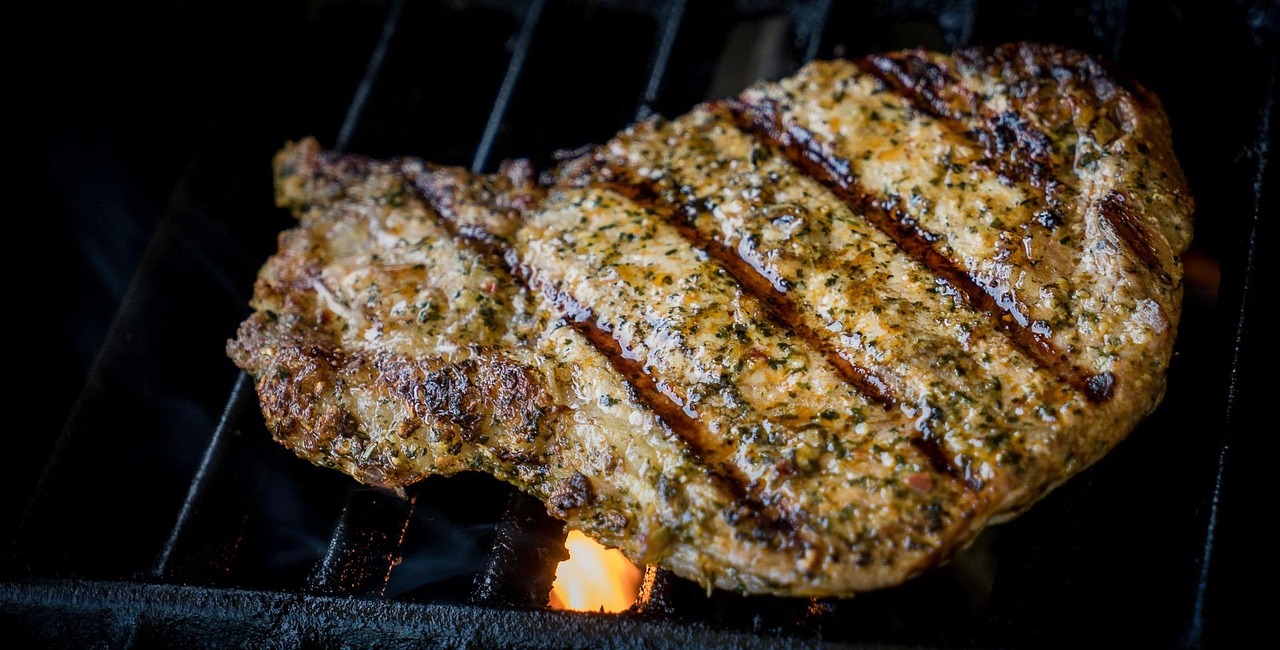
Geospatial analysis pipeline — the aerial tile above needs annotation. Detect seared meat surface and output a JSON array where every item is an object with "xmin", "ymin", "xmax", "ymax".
[{"xmin": 228, "ymin": 43, "xmax": 1192, "ymax": 596}]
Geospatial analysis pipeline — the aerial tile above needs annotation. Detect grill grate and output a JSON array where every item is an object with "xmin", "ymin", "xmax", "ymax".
[{"xmin": 9, "ymin": 0, "xmax": 1275, "ymax": 647}]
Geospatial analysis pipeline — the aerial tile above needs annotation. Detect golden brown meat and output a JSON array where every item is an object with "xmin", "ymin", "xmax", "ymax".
[{"xmin": 228, "ymin": 43, "xmax": 1193, "ymax": 597}]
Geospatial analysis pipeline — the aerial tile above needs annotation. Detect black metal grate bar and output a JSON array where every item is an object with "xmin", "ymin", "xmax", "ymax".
[
  {"xmin": 308, "ymin": 488, "xmax": 420, "ymax": 596},
  {"xmin": 14, "ymin": 102, "xmax": 265, "ymax": 578},
  {"xmin": 796, "ymin": 0, "xmax": 833, "ymax": 64},
  {"xmin": 631, "ymin": 565, "xmax": 676, "ymax": 616},
  {"xmin": 3, "ymin": 578, "xmax": 811, "ymax": 650},
  {"xmin": 1187, "ymin": 58, "xmax": 1275, "ymax": 647},
  {"xmin": 636, "ymin": 0, "xmax": 687, "ymax": 120},
  {"xmin": 17, "ymin": 136, "xmax": 219, "ymax": 553},
  {"xmin": 472, "ymin": 0, "xmax": 547, "ymax": 173},
  {"xmin": 1086, "ymin": 0, "xmax": 1130, "ymax": 61},
  {"xmin": 950, "ymin": 0, "xmax": 977, "ymax": 48},
  {"xmin": 152, "ymin": 372, "xmax": 252, "ymax": 577},
  {"xmin": 335, "ymin": 0, "xmax": 408, "ymax": 152},
  {"xmin": 468, "ymin": 493, "xmax": 567, "ymax": 608}
]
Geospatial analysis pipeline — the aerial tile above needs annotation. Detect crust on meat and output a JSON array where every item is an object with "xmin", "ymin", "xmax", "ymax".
[{"xmin": 229, "ymin": 43, "xmax": 1192, "ymax": 597}]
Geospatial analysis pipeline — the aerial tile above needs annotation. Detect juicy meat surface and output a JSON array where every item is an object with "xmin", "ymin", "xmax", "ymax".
[{"xmin": 228, "ymin": 43, "xmax": 1193, "ymax": 597}]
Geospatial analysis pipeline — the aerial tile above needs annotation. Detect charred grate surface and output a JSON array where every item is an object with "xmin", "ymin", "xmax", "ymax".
[
  {"xmin": 1, "ymin": 579, "xmax": 813, "ymax": 650},
  {"xmin": 11, "ymin": 0, "xmax": 1276, "ymax": 648}
]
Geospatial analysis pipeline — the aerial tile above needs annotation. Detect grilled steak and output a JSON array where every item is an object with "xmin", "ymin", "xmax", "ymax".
[{"xmin": 228, "ymin": 43, "xmax": 1193, "ymax": 597}]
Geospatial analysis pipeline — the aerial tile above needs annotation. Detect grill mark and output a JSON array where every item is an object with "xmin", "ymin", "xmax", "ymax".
[
  {"xmin": 910, "ymin": 438, "xmax": 967, "ymax": 488},
  {"xmin": 857, "ymin": 53, "xmax": 1057, "ymax": 194},
  {"xmin": 402, "ymin": 166, "xmax": 804, "ymax": 546},
  {"xmin": 862, "ymin": 47, "xmax": 1166, "ymax": 292},
  {"xmin": 1098, "ymin": 189, "xmax": 1171, "ymax": 282},
  {"xmin": 510, "ymin": 262, "xmax": 723, "ymax": 473},
  {"xmin": 592, "ymin": 178, "xmax": 899, "ymax": 410},
  {"xmin": 727, "ymin": 98, "xmax": 1113, "ymax": 403},
  {"xmin": 857, "ymin": 51, "xmax": 1082, "ymax": 265},
  {"xmin": 859, "ymin": 52, "xmax": 973, "ymax": 123},
  {"xmin": 846, "ymin": 52, "xmax": 1142, "ymax": 398},
  {"xmin": 953, "ymin": 43, "xmax": 1146, "ymax": 112},
  {"xmin": 585, "ymin": 173, "xmax": 985, "ymax": 492},
  {"xmin": 911, "ymin": 407, "xmax": 985, "ymax": 491},
  {"xmin": 500, "ymin": 240, "xmax": 806, "ymax": 548}
]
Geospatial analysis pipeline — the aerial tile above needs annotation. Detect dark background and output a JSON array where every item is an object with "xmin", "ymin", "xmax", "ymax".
[{"xmin": 10, "ymin": 0, "xmax": 1275, "ymax": 647}]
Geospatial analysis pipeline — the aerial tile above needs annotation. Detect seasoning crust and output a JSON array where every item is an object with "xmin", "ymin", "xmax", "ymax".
[{"xmin": 228, "ymin": 43, "xmax": 1193, "ymax": 596}]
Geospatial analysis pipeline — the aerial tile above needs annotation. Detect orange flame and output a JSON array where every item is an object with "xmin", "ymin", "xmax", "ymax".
[{"xmin": 547, "ymin": 530, "xmax": 642, "ymax": 613}]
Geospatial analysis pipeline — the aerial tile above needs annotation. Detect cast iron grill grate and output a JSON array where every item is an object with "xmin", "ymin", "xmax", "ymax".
[{"xmin": 6, "ymin": 0, "xmax": 1274, "ymax": 647}]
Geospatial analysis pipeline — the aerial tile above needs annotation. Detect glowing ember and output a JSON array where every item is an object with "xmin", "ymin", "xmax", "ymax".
[{"xmin": 547, "ymin": 530, "xmax": 642, "ymax": 613}]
